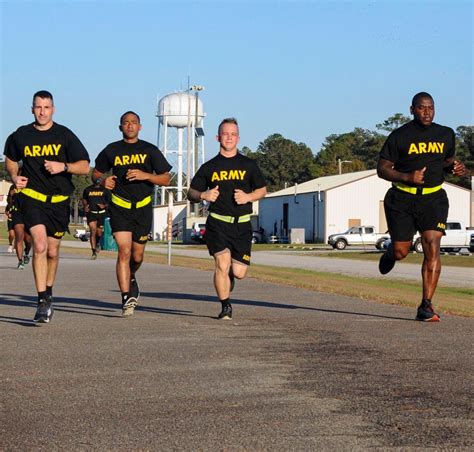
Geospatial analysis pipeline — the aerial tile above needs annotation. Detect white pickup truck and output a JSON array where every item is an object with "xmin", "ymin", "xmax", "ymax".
[
  {"xmin": 328, "ymin": 226, "xmax": 390, "ymax": 250},
  {"xmin": 413, "ymin": 221, "xmax": 474, "ymax": 253}
]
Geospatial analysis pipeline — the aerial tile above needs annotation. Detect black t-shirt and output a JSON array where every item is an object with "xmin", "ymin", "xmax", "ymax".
[
  {"xmin": 190, "ymin": 152, "xmax": 266, "ymax": 216},
  {"xmin": 379, "ymin": 121, "xmax": 455, "ymax": 187},
  {"xmin": 82, "ymin": 184, "xmax": 110, "ymax": 210},
  {"xmin": 3, "ymin": 123, "xmax": 90, "ymax": 196},
  {"xmin": 94, "ymin": 139, "xmax": 172, "ymax": 202}
]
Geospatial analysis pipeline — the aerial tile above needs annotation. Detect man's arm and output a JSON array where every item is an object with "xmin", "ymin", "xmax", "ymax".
[
  {"xmin": 125, "ymin": 169, "xmax": 171, "ymax": 187},
  {"xmin": 188, "ymin": 186, "xmax": 220, "ymax": 203},
  {"xmin": 443, "ymin": 158, "xmax": 467, "ymax": 176},
  {"xmin": 234, "ymin": 186, "xmax": 267, "ymax": 205},
  {"xmin": 92, "ymin": 168, "xmax": 117, "ymax": 191},
  {"xmin": 44, "ymin": 159, "xmax": 90, "ymax": 175},
  {"xmin": 377, "ymin": 158, "xmax": 426, "ymax": 186},
  {"xmin": 5, "ymin": 157, "xmax": 28, "ymax": 189}
]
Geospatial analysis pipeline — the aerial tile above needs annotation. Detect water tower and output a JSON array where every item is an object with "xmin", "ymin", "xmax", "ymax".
[{"xmin": 156, "ymin": 89, "xmax": 205, "ymax": 203}]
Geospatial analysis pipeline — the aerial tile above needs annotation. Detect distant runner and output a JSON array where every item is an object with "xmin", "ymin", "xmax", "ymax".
[{"xmin": 82, "ymin": 182, "xmax": 110, "ymax": 259}]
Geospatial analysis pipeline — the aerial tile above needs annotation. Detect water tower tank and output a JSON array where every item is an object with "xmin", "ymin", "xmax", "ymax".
[{"xmin": 158, "ymin": 92, "xmax": 204, "ymax": 128}]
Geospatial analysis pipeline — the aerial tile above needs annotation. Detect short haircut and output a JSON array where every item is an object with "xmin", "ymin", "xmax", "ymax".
[
  {"xmin": 411, "ymin": 92, "xmax": 434, "ymax": 107},
  {"xmin": 218, "ymin": 117, "xmax": 239, "ymax": 134},
  {"xmin": 120, "ymin": 111, "xmax": 140, "ymax": 124},
  {"xmin": 32, "ymin": 90, "xmax": 54, "ymax": 105}
]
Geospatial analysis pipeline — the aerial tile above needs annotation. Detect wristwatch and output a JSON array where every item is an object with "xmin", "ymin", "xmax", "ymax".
[{"xmin": 63, "ymin": 163, "xmax": 69, "ymax": 173}]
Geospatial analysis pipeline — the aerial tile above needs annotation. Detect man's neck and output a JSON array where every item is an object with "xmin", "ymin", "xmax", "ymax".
[
  {"xmin": 33, "ymin": 121, "xmax": 54, "ymax": 131},
  {"xmin": 219, "ymin": 148, "xmax": 238, "ymax": 158}
]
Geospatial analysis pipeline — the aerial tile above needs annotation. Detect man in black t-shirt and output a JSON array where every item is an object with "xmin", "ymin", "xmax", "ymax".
[
  {"xmin": 188, "ymin": 118, "xmax": 267, "ymax": 320},
  {"xmin": 92, "ymin": 111, "xmax": 171, "ymax": 316},
  {"xmin": 377, "ymin": 92, "xmax": 466, "ymax": 322},
  {"xmin": 4, "ymin": 90, "xmax": 90, "ymax": 324},
  {"xmin": 6, "ymin": 183, "xmax": 32, "ymax": 269},
  {"xmin": 81, "ymin": 183, "xmax": 110, "ymax": 259}
]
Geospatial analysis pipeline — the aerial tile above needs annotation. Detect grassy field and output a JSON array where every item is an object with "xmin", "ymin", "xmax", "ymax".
[{"xmin": 2, "ymin": 221, "xmax": 472, "ymax": 317}]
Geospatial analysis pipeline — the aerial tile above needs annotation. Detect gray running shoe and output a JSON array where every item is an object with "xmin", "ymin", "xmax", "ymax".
[
  {"xmin": 17, "ymin": 260, "xmax": 25, "ymax": 270},
  {"xmin": 23, "ymin": 255, "xmax": 30, "ymax": 265},
  {"xmin": 122, "ymin": 296, "xmax": 138, "ymax": 317},
  {"xmin": 34, "ymin": 297, "xmax": 54, "ymax": 323}
]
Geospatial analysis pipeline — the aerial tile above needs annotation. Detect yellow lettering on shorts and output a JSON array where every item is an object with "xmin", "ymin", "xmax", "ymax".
[
  {"xmin": 242, "ymin": 254, "xmax": 250, "ymax": 262},
  {"xmin": 437, "ymin": 222, "xmax": 446, "ymax": 229},
  {"xmin": 139, "ymin": 235, "xmax": 148, "ymax": 241},
  {"xmin": 54, "ymin": 231, "xmax": 65, "ymax": 238}
]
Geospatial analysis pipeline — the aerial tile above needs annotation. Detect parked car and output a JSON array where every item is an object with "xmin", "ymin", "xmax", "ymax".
[
  {"xmin": 413, "ymin": 221, "xmax": 474, "ymax": 253},
  {"xmin": 190, "ymin": 223, "xmax": 206, "ymax": 243},
  {"xmin": 328, "ymin": 226, "xmax": 390, "ymax": 250},
  {"xmin": 73, "ymin": 228, "xmax": 90, "ymax": 242},
  {"xmin": 251, "ymin": 229, "xmax": 266, "ymax": 244}
]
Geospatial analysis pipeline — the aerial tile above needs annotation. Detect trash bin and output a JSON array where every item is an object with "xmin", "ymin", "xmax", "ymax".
[{"xmin": 100, "ymin": 217, "xmax": 118, "ymax": 251}]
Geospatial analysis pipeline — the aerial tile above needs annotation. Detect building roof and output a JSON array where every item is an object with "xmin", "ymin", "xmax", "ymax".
[{"xmin": 266, "ymin": 169, "xmax": 377, "ymax": 198}]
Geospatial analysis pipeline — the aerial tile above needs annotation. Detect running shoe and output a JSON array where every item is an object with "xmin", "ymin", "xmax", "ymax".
[
  {"xmin": 218, "ymin": 303, "xmax": 232, "ymax": 320},
  {"xmin": 129, "ymin": 276, "xmax": 140, "ymax": 301},
  {"xmin": 17, "ymin": 260, "xmax": 25, "ymax": 270},
  {"xmin": 122, "ymin": 296, "xmax": 138, "ymax": 317},
  {"xmin": 91, "ymin": 251, "xmax": 97, "ymax": 260},
  {"xmin": 416, "ymin": 300, "xmax": 440, "ymax": 322},
  {"xmin": 379, "ymin": 250, "xmax": 396, "ymax": 275},
  {"xmin": 23, "ymin": 255, "xmax": 30, "ymax": 265},
  {"xmin": 7, "ymin": 245, "xmax": 14, "ymax": 253},
  {"xmin": 229, "ymin": 272, "xmax": 235, "ymax": 292},
  {"xmin": 34, "ymin": 297, "xmax": 54, "ymax": 323}
]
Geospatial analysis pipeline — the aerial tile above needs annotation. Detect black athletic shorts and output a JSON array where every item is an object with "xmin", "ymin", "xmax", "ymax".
[
  {"xmin": 108, "ymin": 203, "xmax": 151, "ymax": 244},
  {"xmin": 384, "ymin": 187, "xmax": 449, "ymax": 242},
  {"xmin": 11, "ymin": 208, "xmax": 25, "ymax": 228},
  {"xmin": 17, "ymin": 193, "xmax": 70, "ymax": 239},
  {"xmin": 205, "ymin": 215, "xmax": 252, "ymax": 265},
  {"xmin": 86, "ymin": 210, "xmax": 106, "ymax": 228},
  {"xmin": 7, "ymin": 219, "xmax": 13, "ymax": 231}
]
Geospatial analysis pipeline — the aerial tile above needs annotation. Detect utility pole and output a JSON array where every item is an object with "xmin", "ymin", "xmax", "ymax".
[{"xmin": 338, "ymin": 158, "xmax": 352, "ymax": 175}]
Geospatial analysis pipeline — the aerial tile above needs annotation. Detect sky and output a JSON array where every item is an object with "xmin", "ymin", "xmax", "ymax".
[{"xmin": 1, "ymin": 0, "xmax": 472, "ymax": 165}]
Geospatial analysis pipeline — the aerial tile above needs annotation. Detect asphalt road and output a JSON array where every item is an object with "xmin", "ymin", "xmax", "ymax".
[{"xmin": 1, "ymin": 247, "xmax": 472, "ymax": 450}]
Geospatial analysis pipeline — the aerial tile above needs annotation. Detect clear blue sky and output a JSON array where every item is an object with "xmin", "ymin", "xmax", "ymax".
[{"xmin": 1, "ymin": 0, "xmax": 472, "ymax": 163}]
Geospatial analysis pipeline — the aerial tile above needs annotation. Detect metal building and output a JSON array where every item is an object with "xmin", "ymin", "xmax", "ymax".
[{"xmin": 258, "ymin": 170, "xmax": 472, "ymax": 243}]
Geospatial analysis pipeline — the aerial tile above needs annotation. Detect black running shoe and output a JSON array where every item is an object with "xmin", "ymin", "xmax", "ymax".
[
  {"xmin": 218, "ymin": 303, "xmax": 232, "ymax": 320},
  {"xmin": 122, "ymin": 296, "xmax": 138, "ymax": 317},
  {"xmin": 130, "ymin": 276, "xmax": 140, "ymax": 300},
  {"xmin": 23, "ymin": 255, "xmax": 30, "ymax": 265},
  {"xmin": 379, "ymin": 251, "xmax": 396, "ymax": 275},
  {"xmin": 91, "ymin": 251, "xmax": 97, "ymax": 260},
  {"xmin": 416, "ymin": 301, "xmax": 440, "ymax": 322},
  {"xmin": 34, "ymin": 297, "xmax": 54, "ymax": 323},
  {"xmin": 229, "ymin": 272, "xmax": 235, "ymax": 292}
]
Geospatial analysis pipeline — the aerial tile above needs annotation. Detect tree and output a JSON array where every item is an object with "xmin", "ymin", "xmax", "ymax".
[
  {"xmin": 445, "ymin": 125, "xmax": 473, "ymax": 189},
  {"xmin": 316, "ymin": 128, "xmax": 385, "ymax": 174},
  {"xmin": 246, "ymin": 134, "xmax": 318, "ymax": 192},
  {"xmin": 71, "ymin": 171, "xmax": 93, "ymax": 224},
  {"xmin": 376, "ymin": 113, "xmax": 411, "ymax": 132}
]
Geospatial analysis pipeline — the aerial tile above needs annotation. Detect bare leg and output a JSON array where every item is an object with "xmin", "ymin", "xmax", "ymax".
[
  {"xmin": 88, "ymin": 221, "xmax": 98, "ymax": 251},
  {"xmin": 214, "ymin": 251, "xmax": 232, "ymax": 300},
  {"xmin": 29, "ymin": 225, "xmax": 49, "ymax": 292},
  {"xmin": 46, "ymin": 237, "xmax": 61, "ymax": 288},
  {"xmin": 14, "ymin": 224, "xmax": 25, "ymax": 262},
  {"xmin": 420, "ymin": 230, "xmax": 443, "ymax": 301},
  {"xmin": 114, "ymin": 231, "xmax": 134, "ymax": 293}
]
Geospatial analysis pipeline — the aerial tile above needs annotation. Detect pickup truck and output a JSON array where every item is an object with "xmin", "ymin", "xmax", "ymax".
[
  {"xmin": 413, "ymin": 221, "xmax": 474, "ymax": 253},
  {"xmin": 328, "ymin": 226, "xmax": 390, "ymax": 250}
]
